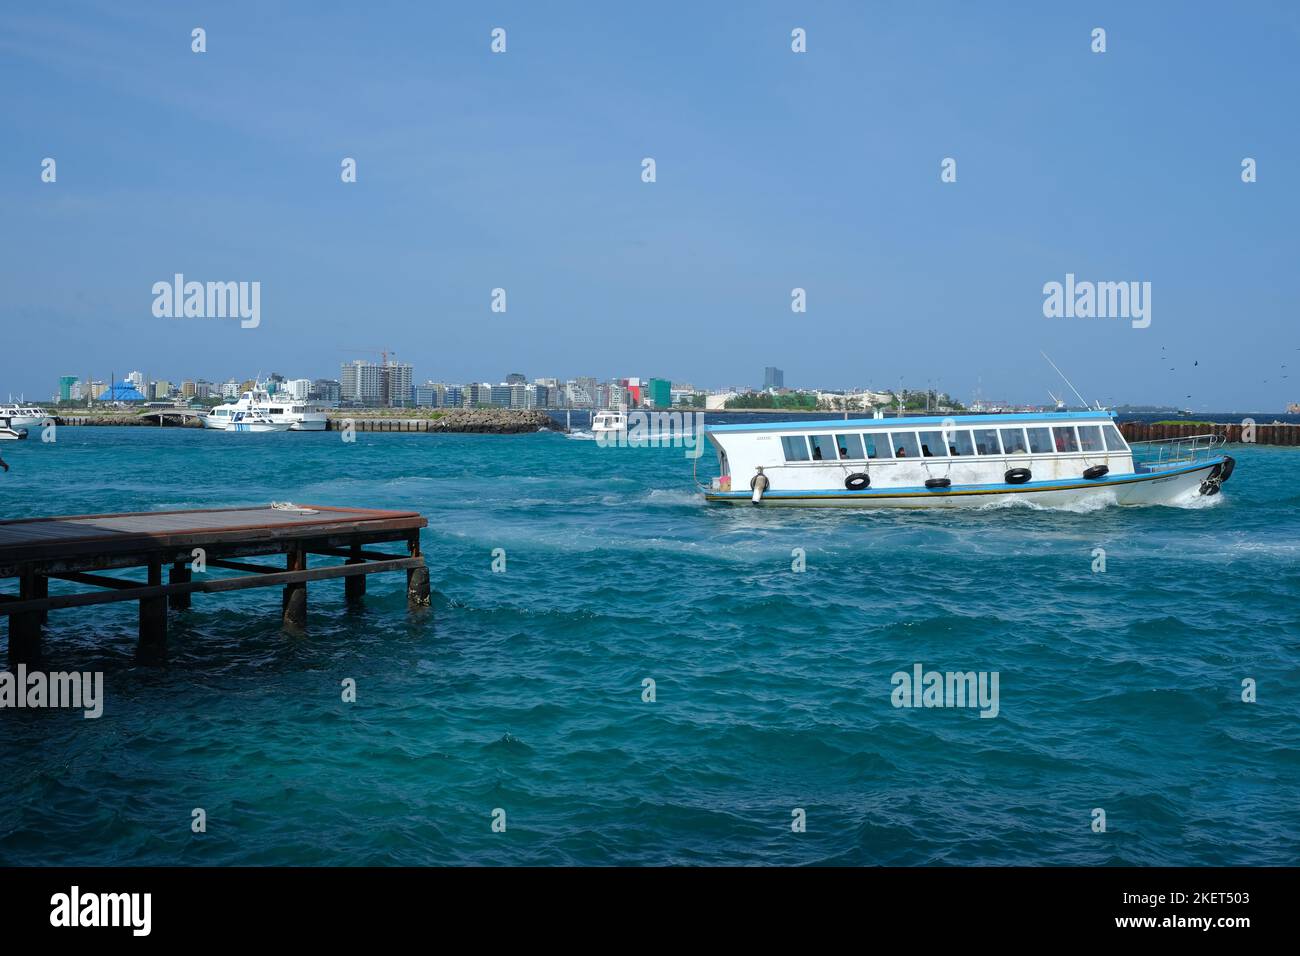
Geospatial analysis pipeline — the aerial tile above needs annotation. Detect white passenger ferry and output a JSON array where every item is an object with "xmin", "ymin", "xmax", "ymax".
[
  {"xmin": 701, "ymin": 411, "xmax": 1234, "ymax": 508},
  {"xmin": 202, "ymin": 385, "xmax": 327, "ymax": 432}
]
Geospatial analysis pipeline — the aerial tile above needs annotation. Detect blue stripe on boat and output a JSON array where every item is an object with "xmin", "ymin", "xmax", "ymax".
[{"xmin": 704, "ymin": 410, "xmax": 1117, "ymax": 434}]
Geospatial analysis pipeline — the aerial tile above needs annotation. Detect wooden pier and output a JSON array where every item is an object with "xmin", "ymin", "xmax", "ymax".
[{"xmin": 0, "ymin": 505, "xmax": 429, "ymax": 664}]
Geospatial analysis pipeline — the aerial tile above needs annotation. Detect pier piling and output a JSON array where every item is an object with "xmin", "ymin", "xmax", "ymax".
[
  {"xmin": 406, "ymin": 532, "xmax": 430, "ymax": 608},
  {"xmin": 283, "ymin": 547, "xmax": 307, "ymax": 626},
  {"xmin": 138, "ymin": 559, "xmax": 167, "ymax": 662},
  {"xmin": 344, "ymin": 545, "xmax": 366, "ymax": 604},
  {"xmin": 169, "ymin": 561, "xmax": 191, "ymax": 610}
]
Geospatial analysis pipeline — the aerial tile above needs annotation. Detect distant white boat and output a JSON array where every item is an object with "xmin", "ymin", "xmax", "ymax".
[
  {"xmin": 591, "ymin": 408, "xmax": 627, "ymax": 436},
  {"xmin": 0, "ymin": 403, "xmax": 51, "ymax": 430},
  {"xmin": 203, "ymin": 384, "xmax": 326, "ymax": 431},
  {"xmin": 700, "ymin": 411, "xmax": 1235, "ymax": 509},
  {"xmin": 0, "ymin": 416, "xmax": 28, "ymax": 440}
]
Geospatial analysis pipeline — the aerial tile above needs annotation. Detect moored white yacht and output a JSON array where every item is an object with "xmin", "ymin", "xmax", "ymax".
[
  {"xmin": 0, "ymin": 417, "xmax": 28, "ymax": 440},
  {"xmin": 202, "ymin": 385, "xmax": 327, "ymax": 432},
  {"xmin": 700, "ymin": 411, "xmax": 1235, "ymax": 508},
  {"xmin": 0, "ymin": 403, "xmax": 52, "ymax": 430}
]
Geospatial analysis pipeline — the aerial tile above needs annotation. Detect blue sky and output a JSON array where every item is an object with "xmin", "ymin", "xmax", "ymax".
[{"xmin": 2, "ymin": 1, "xmax": 1298, "ymax": 410}]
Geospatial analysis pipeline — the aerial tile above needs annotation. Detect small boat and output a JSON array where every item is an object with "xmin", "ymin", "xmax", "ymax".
[
  {"xmin": 223, "ymin": 410, "xmax": 291, "ymax": 433},
  {"xmin": 591, "ymin": 407, "xmax": 628, "ymax": 436},
  {"xmin": 0, "ymin": 416, "xmax": 28, "ymax": 440},
  {"xmin": 203, "ymin": 384, "xmax": 327, "ymax": 431},
  {"xmin": 700, "ymin": 411, "xmax": 1234, "ymax": 508},
  {"xmin": 0, "ymin": 403, "xmax": 51, "ymax": 430}
]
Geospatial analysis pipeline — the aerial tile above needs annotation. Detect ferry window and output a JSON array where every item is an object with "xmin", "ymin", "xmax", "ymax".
[
  {"xmin": 999, "ymin": 428, "xmax": 1028, "ymax": 455},
  {"xmin": 1026, "ymin": 427, "xmax": 1053, "ymax": 454},
  {"xmin": 865, "ymin": 433, "xmax": 892, "ymax": 459},
  {"xmin": 947, "ymin": 430, "xmax": 975, "ymax": 456},
  {"xmin": 809, "ymin": 434, "xmax": 837, "ymax": 461},
  {"xmin": 836, "ymin": 434, "xmax": 864, "ymax": 460},
  {"xmin": 917, "ymin": 430, "xmax": 948, "ymax": 457},
  {"xmin": 1077, "ymin": 425, "xmax": 1104, "ymax": 452},
  {"xmin": 781, "ymin": 436, "xmax": 810, "ymax": 461},
  {"xmin": 890, "ymin": 431, "xmax": 920, "ymax": 459},
  {"xmin": 1102, "ymin": 424, "xmax": 1127, "ymax": 451},
  {"xmin": 971, "ymin": 428, "xmax": 1002, "ymax": 455},
  {"xmin": 1052, "ymin": 426, "xmax": 1080, "ymax": 452}
]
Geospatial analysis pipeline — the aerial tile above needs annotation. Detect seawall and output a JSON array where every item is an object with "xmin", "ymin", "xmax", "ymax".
[
  {"xmin": 1119, "ymin": 420, "xmax": 1300, "ymax": 446},
  {"xmin": 52, "ymin": 409, "xmax": 555, "ymax": 433}
]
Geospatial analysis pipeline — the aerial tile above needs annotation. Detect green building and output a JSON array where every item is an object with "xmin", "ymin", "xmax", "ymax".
[
  {"xmin": 58, "ymin": 375, "xmax": 79, "ymax": 401},
  {"xmin": 647, "ymin": 378, "xmax": 671, "ymax": 409}
]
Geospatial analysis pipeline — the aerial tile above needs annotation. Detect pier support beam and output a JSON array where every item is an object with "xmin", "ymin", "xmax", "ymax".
[
  {"xmin": 344, "ymin": 545, "xmax": 366, "ymax": 604},
  {"xmin": 34, "ymin": 574, "xmax": 48, "ymax": 624},
  {"xmin": 7, "ymin": 568, "xmax": 43, "ymax": 664},
  {"xmin": 169, "ymin": 561, "xmax": 191, "ymax": 610},
  {"xmin": 406, "ymin": 533, "xmax": 430, "ymax": 609},
  {"xmin": 283, "ymin": 547, "xmax": 307, "ymax": 626},
  {"xmin": 137, "ymin": 559, "xmax": 167, "ymax": 663}
]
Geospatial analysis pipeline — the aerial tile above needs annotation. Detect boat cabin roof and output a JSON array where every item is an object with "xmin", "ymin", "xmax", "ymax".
[{"xmin": 705, "ymin": 410, "xmax": 1117, "ymax": 434}]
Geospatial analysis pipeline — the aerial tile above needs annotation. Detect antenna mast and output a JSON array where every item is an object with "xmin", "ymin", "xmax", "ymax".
[{"xmin": 1040, "ymin": 351, "xmax": 1092, "ymax": 410}]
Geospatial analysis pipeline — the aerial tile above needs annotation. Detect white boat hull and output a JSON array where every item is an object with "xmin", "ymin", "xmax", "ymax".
[
  {"xmin": 226, "ymin": 421, "xmax": 291, "ymax": 433},
  {"xmin": 705, "ymin": 460, "xmax": 1228, "ymax": 509}
]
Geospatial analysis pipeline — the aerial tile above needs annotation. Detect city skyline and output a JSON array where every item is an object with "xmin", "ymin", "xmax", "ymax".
[{"xmin": 4, "ymin": 3, "xmax": 1298, "ymax": 409}]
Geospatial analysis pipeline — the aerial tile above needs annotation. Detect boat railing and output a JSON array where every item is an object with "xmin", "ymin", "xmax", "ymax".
[{"xmin": 1128, "ymin": 433, "xmax": 1225, "ymax": 471}]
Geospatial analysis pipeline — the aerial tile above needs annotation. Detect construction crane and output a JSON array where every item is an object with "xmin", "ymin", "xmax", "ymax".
[{"xmin": 339, "ymin": 346, "xmax": 397, "ymax": 366}]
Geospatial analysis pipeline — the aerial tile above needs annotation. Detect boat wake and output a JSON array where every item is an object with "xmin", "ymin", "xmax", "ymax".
[
  {"xmin": 564, "ymin": 430, "xmax": 596, "ymax": 441},
  {"xmin": 977, "ymin": 492, "xmax": 1121, "ymax": 514}
]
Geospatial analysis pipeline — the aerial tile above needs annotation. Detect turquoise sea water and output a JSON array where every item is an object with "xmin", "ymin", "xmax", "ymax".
[{"xmin": 0, "ymin": 426, "xmax": 1297, "ymax": 866}]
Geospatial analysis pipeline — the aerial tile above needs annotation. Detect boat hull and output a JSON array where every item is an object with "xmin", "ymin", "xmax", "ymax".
[
  {"xmin": 704, "ymin": 459, "xmax": 1229, "ymax": 509},
  {"xmin": 227, "ymin": 422, "xmax": 292, "ymax": 433}
]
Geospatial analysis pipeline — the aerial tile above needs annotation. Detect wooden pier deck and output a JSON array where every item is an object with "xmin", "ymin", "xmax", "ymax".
[{"xmin": 0, "ymin": 504, "xmax": 429, "ymax": 663}]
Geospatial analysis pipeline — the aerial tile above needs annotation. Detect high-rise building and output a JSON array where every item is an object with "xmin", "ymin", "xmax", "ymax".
[
  {"xmin": 340, "ymin": 360, "xmax": 386, "ymax": 405},
  {"xmin": 647, "ymin": 378, "xmax": 671, "ymax": 409},
  {"xmin": 413, "ymin": 382, "xmax": 447, "ymax": 408},
  {"xmin": 311, "ymin": 379, "xmax": 341, "ymax": 404},
  {"xmin": 384, "ymin": 362, "xmax": 413, "ymax": 407},
  {"xmin": 505, "ymin": 372, "xmax": 526, "ymax": 385},
  {"xmin": 281, "ymin": 378, "xmax": 312, "ymax": 400},
  {"xmin": 58, "ymin": 376, "xmax": 78, "ymax": 402},
  {"xmin": 574, "ymin": 377, "xmax": 598, "ymax": 408},
  {"xmin": 764, "ymin": 367, "xmax": 784, "ymax": 389},
  {"xmin": 463, "ymin": 383, "xmax": 491, "ymax": 407}
]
